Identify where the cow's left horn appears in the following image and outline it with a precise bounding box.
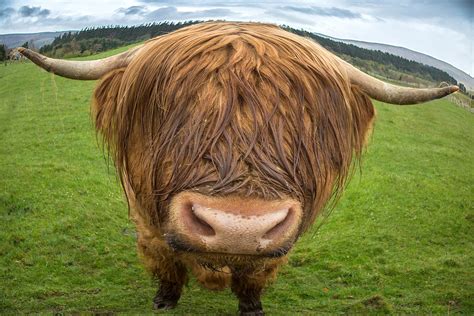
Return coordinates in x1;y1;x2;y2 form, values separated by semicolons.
17;45;143;80
339;58;459;105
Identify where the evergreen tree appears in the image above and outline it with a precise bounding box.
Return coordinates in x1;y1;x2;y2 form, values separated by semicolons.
0;44;6;61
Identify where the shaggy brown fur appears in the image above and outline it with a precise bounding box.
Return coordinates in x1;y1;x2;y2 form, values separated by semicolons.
92;22;375;313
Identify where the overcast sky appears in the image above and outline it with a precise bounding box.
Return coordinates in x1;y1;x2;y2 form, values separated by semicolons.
0;0;472;76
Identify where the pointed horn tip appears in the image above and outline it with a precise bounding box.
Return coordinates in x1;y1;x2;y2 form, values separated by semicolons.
439;82;459;94
16;47;39;62
17;47;31;58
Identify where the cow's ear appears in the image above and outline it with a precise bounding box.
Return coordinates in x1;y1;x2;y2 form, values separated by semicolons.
92;68;125;141
349;85;376;155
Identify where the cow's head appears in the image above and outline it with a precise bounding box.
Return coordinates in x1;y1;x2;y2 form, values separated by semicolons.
19;22;458;261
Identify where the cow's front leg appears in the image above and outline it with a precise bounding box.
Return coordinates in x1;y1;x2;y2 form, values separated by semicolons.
231;264;280;316
136;232;187;310
153;269;186;310
149;248;187;310
231;268;264;315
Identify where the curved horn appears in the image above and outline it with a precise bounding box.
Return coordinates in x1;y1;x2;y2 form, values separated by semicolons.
339;59;459;105
17;45;143;80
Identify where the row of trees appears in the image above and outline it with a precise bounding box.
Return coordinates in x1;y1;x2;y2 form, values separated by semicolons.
283;26;457;85
39;21;201;57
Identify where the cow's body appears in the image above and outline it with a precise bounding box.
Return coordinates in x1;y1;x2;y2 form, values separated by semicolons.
19;22;458;315
90;23;376;313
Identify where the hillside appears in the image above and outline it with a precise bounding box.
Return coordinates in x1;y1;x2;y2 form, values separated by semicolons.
285;27;458;89
0;46;473;314
320;35;474;91
0;31;68;49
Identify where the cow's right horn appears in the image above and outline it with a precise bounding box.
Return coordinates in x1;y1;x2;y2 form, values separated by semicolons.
17;45;143;80
339;58;459;105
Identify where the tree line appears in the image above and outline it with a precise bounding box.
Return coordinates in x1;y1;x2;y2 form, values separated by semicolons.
39;21;201;57
282;26;457;86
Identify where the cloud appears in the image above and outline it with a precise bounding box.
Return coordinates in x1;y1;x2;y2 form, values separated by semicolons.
18;6;50;17
0;7;14;19
147;6;234;20
117;5;147;16
283;6;362;19
137;0;270;8
139;0;240;4
0;0;13;9
140;0;182;3
342;0;472;27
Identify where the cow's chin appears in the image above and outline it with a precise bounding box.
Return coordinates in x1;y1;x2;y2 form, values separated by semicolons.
164;232;295;269
165;232;295;258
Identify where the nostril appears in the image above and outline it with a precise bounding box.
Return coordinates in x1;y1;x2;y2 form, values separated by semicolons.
262;208;294;240
183;203;215;237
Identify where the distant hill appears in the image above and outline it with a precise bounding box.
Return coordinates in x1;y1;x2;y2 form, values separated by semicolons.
0;31;70;49
317;34;473;90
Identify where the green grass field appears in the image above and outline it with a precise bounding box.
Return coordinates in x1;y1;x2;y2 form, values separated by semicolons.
1;47;473;314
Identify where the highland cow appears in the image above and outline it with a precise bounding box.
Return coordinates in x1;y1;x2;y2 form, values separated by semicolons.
18;22;458;315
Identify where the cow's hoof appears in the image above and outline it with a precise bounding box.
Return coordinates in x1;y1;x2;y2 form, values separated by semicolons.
239;310;264;316
153;297;178;310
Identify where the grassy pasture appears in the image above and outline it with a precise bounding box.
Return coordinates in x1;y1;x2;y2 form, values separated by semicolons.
0;46;473;314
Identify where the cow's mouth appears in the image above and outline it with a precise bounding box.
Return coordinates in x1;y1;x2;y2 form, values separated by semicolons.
165;233;293;259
